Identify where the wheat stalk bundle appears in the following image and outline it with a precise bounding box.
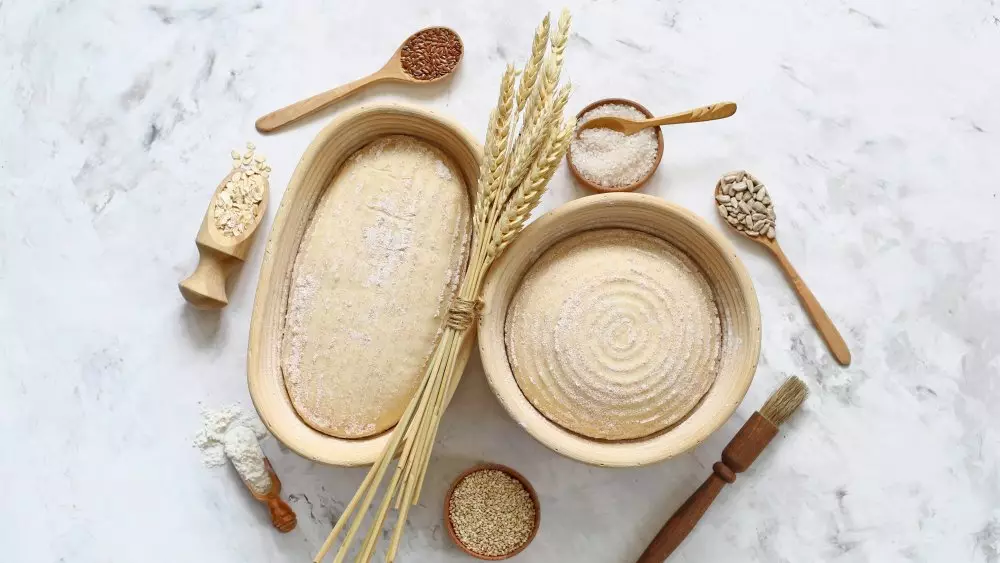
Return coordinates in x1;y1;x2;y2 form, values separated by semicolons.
312;10;575;563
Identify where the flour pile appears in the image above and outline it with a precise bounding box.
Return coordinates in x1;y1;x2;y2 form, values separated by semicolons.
192;404;268;467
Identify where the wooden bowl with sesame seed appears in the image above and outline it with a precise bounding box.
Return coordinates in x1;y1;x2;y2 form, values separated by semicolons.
444;463;541;560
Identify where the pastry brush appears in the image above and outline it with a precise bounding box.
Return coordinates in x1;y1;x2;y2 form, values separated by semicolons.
635;376;809;562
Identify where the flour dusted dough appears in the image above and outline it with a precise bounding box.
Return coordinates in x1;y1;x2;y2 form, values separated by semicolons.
282;135;470;439
504;229;721;441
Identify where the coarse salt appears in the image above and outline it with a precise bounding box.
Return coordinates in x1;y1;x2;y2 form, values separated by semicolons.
569;103;659;189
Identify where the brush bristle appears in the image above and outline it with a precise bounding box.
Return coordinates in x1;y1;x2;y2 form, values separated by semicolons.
759;376;808;426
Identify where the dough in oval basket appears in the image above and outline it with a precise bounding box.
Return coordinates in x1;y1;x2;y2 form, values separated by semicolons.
282;135;470;439
504;229;721;441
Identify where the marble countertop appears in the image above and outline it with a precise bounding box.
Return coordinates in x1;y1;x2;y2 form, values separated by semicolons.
3;0;999;561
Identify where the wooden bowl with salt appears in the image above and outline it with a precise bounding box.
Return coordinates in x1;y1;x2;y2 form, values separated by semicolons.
567;98;664;193
247;104;482;466
478;193;761;467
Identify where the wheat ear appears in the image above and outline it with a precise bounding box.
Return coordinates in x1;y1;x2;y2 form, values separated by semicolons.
488;118;575;259
516;14;549;112
472;64;517;242
498;18;572;218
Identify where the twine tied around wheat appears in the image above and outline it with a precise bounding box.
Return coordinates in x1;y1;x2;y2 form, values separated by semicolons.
445;297;483;331
313;10;576;562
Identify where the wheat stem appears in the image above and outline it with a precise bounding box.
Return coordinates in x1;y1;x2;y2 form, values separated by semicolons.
315;11;573;562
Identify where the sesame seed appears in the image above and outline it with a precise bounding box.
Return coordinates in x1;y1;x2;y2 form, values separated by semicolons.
449;469;537;557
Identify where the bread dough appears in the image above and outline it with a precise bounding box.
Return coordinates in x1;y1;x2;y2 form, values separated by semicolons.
504;229;721;440
282;135;470;439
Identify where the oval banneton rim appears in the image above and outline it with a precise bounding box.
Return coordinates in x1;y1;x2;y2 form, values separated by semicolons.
478;192;761;467
247;104;482;466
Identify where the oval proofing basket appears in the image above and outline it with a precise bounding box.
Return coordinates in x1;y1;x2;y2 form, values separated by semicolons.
248;104;482;466
478;193;761;467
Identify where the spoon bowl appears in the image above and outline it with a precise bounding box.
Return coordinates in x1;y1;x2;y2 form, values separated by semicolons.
256;27;463;133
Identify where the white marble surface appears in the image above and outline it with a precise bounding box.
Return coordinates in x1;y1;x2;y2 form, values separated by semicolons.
3;0;999;561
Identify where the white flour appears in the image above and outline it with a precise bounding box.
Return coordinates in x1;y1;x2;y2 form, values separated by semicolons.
192;405;267;467
224;425;272;494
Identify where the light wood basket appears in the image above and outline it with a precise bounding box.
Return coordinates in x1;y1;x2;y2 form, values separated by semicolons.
248;104;482;466
478;193;761;467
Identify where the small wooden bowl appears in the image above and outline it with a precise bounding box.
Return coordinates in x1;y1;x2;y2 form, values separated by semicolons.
247;104;482;466
444;463;541;560
566;98;665;193
478;193;761;467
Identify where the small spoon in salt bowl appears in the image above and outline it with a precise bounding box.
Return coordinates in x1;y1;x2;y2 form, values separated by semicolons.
578;101;737;136
255;26;463;133
715;171;852;366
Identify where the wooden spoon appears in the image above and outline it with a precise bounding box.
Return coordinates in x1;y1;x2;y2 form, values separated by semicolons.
715;172;851;366
242;458;297;533
255;27;463;133
578;101;737;136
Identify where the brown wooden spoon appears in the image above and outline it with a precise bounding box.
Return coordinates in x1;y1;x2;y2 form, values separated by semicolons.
242;458;297;533
255;27;463;133
715;171;851;366
578;101;737;135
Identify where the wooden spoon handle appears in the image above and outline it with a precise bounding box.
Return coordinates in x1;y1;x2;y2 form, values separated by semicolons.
645;102;737;127
769;243;851;365
255;72;384;133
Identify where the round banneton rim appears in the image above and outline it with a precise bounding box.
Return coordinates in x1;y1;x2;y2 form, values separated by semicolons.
478;192;761;467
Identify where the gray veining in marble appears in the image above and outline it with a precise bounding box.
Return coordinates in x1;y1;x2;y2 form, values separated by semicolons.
2;0;999;561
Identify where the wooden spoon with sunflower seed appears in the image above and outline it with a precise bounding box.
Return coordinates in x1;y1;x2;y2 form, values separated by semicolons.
715;171;851;366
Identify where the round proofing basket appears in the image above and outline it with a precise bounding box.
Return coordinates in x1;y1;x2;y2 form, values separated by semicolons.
248;104;482;466
478;193;761;467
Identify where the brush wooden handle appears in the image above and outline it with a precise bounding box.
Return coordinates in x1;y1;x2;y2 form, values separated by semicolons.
635;413;778;563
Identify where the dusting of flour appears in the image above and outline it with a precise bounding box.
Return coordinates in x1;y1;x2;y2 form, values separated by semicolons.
280;135;470;439
192;404;268;467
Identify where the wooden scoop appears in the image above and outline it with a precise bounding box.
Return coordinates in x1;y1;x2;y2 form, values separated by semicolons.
243;458;297;533
578;101;737;136
255;26;464;133
179;144;269;310
715;172;851;365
